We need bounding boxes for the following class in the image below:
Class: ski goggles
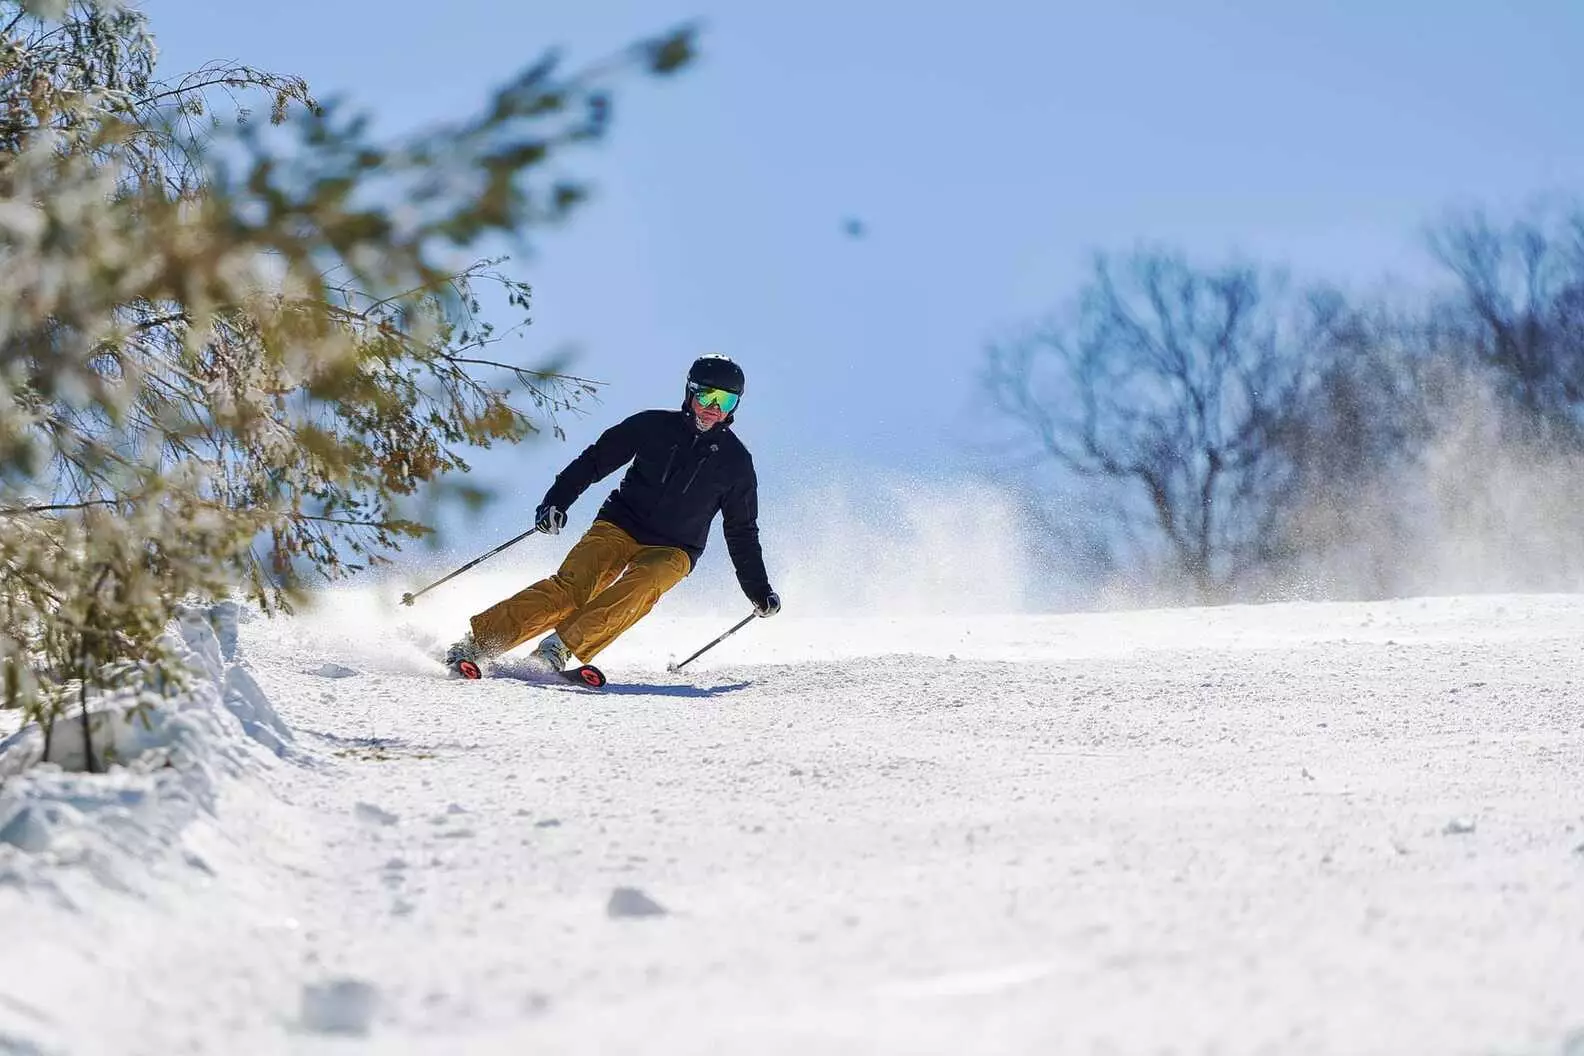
[689,384,740,413]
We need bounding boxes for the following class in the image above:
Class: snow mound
[0,602,290,894]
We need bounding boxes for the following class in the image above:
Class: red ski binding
[456,659,482,680]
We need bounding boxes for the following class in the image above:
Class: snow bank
[0,600,291,891]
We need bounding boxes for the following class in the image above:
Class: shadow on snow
[591,680,753,699]
[488,669,754,699]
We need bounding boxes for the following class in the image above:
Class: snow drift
[0,602,290,882]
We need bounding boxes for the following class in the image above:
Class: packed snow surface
[2,592,1583,1054]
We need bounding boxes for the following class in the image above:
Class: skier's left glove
[752,590,781,618]
[534,504,566,535]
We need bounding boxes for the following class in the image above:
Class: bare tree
[1267,204,1584,599]
[1429,205,1584,440]
[983,204,1584,608]
[984,250,1331,601]
[1260,298,1460,596]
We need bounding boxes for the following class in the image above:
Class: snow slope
[2,592,1583,1054]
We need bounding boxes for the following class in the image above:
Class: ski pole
[400,526,541,606]
[667,611,757,672]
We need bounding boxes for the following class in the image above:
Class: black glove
[534,504,566,535]
[753,590,781,618]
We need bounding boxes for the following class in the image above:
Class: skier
[444,354,780,679]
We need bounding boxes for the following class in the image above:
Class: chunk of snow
[224,665,293,755]
[0,804,61,854]
[607,886,667,919]
[298,978,379,1036]
[207,600,242,660]
[354,803,400,827]
[175,606,226,685]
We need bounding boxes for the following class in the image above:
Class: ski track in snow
[4,594,1584,1054]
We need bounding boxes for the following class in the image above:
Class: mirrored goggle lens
[692,386,739,412]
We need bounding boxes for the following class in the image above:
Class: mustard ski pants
[469,520,690,663]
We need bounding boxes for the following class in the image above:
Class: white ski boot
[528,631,572,673]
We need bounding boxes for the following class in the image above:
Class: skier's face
[687,382,739,430]
[691,396,728,430]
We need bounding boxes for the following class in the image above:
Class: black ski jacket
[540,409,772,602]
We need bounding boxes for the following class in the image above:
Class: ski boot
[445,632,484,680]
[529,633,606,688]
[528,631,571,673]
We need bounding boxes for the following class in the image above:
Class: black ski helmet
[687,353,745,395]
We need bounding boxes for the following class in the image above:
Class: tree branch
[0,498,119,517]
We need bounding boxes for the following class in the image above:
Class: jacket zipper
[681,443,717,494]
[660,431,697,492]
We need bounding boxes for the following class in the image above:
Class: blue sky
[139,0,1584,564]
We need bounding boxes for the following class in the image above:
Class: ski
[448,657,605,690]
